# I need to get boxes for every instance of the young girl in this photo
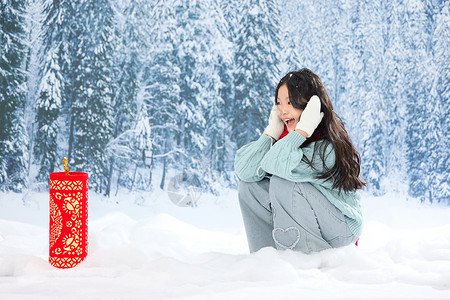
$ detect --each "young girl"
[234,68,366,253]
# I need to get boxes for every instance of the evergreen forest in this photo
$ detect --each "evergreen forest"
[0,0,448,203]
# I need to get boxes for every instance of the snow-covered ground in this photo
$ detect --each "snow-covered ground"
[1,188,450,300]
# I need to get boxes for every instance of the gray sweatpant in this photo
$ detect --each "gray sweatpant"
[238,175,356,253]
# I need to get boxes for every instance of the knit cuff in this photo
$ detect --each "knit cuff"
[259,133,274,146]
[282,131,307,147]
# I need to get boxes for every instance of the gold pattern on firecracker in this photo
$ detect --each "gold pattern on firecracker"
[49,189,84,257]
[50,180,83,190]
[63,157,70,175]
[49,197,62,249]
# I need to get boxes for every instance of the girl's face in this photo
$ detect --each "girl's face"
[276,84,305,131]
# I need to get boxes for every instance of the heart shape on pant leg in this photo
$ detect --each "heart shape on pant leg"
[273,227,300,249]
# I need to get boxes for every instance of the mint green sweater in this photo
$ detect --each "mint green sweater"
[234,131,363,237]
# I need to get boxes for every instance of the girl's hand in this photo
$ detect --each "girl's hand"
[264,104,285,140]
[295,95,324,137]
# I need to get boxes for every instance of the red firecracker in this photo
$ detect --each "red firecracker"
[49,171,88,268]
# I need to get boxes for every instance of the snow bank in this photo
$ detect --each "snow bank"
[1,190,450,299]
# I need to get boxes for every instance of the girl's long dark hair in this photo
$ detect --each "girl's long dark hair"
[275,68,366,193]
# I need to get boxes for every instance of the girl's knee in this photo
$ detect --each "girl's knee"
[238,179,269,204]
[269,175,290,186]
[238,181,253,203]
[238,180,250,194]
[269,176,295,195]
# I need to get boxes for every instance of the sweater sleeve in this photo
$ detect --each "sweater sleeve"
[260,131,335,185]
[234,134,273,182]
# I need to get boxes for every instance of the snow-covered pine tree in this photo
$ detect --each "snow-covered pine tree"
[104,0,140,197]
[129,107,152,191]
[431,2,449,203]
[377,0,408,193]
[356,0,386,194]
[0,0,29,192]
[103,103,152,193]
[144,0,182,190]
[417,0,444,204]
[232,0,281,149]
[197,0,234,191]
[276,1,300,75]
[24,0,42,180]
[70,0,115,192]
[286,1,334,81]
[404,0,433,202]
[336,0,366,151]
[174,0,209,187]
[307,2,338,98]
[34,48,62,182]
[219,0,240,182]
[34,0,71,183]
[204,54,235,188]
[311,0,356,143]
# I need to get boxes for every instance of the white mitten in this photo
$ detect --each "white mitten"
[264,104,285,140]
[295,95,324,137]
